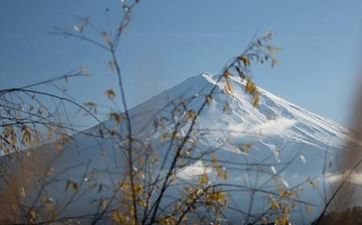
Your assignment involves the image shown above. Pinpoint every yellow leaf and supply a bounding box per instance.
[171,131,179,141]
[246,79,257,94]
[139,199,147,208]
[225,80,233,94]
[205,191,228,206]
[186,110,196,121]
[112,211,128,224]
[280,190,294,198]
[239,55,251,67]
[212,154,228,181]
[270,197,280,210]
[199,173,209,186]
[159,216,177,225]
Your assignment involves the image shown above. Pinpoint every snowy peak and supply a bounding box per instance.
[101,72,348,154]
[155,73,349,148]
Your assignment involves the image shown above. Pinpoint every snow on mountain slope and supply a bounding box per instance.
[98,73,350,222]
[111,73,349,146]
[203,73,348,146]
[107,73,349,176]
[0,73,350,224]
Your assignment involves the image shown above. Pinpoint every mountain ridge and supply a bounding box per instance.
[111,73,349,149]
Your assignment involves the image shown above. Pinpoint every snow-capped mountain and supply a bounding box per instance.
[0,73,350,224]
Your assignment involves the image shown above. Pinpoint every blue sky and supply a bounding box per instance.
[0,0,361,127]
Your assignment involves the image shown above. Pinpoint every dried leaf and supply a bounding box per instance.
[252,94,260,108]
[199,173,209,186]
[225,80,233,94]
[205,191,228,206]
[105,89,116,100]
[171,131,179,141]
[239,55,251,67]
[246,79,257,94]
[212,154,228,181]
[65,180,79,191]
[223,71,232,78]
[159,216,177,225]
[21,125,31,145]
[206,95,213,106]
[27,209,37,223]
[270,197,280,210]
[242,143,252,154]
[186,110,196,121]
[84,101,98,114]
[223,103,231,114]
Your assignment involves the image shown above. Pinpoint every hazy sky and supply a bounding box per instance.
[0,0,361,127]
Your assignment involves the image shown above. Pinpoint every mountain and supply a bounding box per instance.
[0,74,350,224]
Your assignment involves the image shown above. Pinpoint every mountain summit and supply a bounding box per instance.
[125,73,349,146]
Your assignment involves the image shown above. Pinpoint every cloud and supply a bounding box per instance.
[177,160,212,180]
[250,118,296,136]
